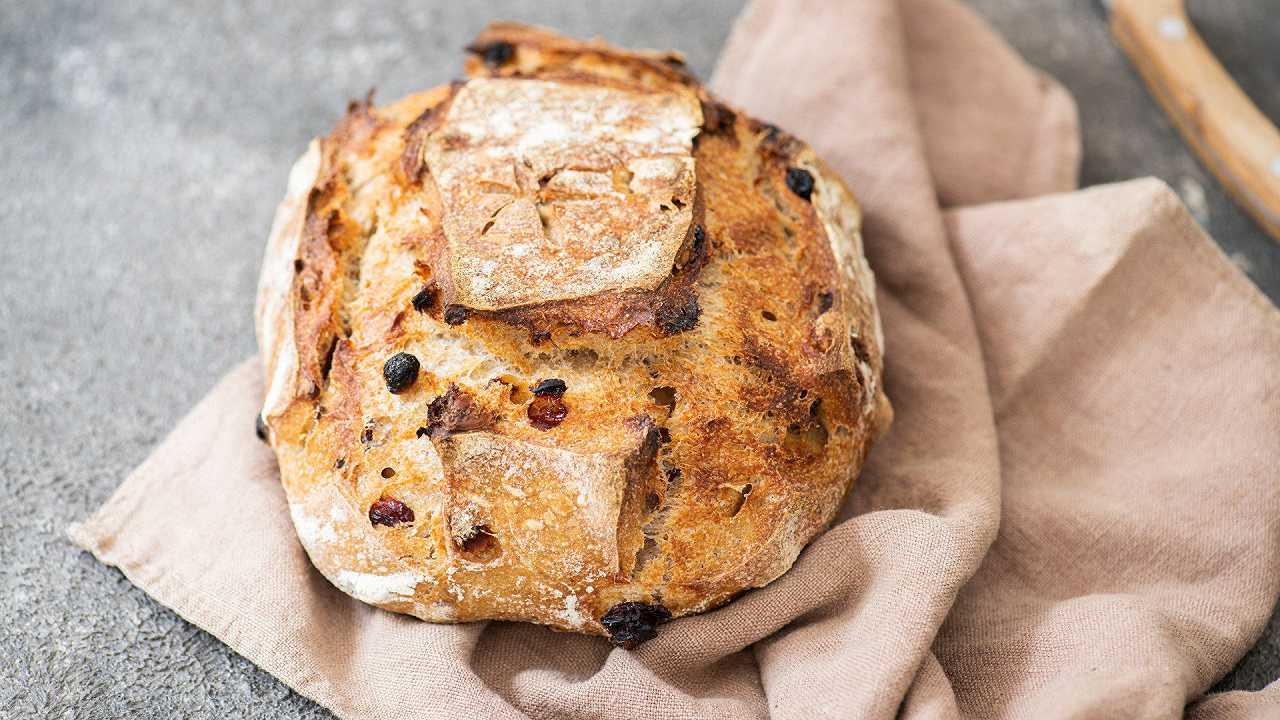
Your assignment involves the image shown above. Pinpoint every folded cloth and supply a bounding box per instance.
[69,0,1280,717]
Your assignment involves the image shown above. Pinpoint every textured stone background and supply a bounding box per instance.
[1,1,1276,717]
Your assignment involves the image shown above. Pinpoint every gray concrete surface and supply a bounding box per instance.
[1,1,1276,717]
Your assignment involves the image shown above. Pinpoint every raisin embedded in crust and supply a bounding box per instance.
[528,394,568,430]
[383,352,420,394]
[785,167,815,200]
[368,498,415,527]
[530,378,567,397]
[527,379,569,429]
[600,601,673,649]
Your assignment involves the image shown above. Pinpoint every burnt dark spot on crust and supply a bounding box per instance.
[600,601,672,649]
[737,335,829,421]
[528,394,569,430]
[665,467,682,483]
[335,457,346,469]
[741,334,790,380]
[817,290,834,314]
[530,329,551,344]
[443,305,471,326]
[655,294,700,335]
[530,378,567,397]
[424,384,494,440]
[753,119,803,161]
[369,497,415,527]
[466,40,515,68]
[411,284,440,313]
[255,414,268,443]
[699,98,737,135]
[383,352,420,394]
[785,167,814,200]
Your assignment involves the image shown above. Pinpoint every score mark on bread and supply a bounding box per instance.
[255,22,891,648]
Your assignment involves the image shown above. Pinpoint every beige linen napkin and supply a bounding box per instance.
[70,0,1280,717]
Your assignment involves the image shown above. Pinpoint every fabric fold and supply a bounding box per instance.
[70,1,1280,718]
[937,178,1280,718]
[900,0,1081,206]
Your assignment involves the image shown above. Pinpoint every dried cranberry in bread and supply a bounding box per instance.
[255,22,891,647]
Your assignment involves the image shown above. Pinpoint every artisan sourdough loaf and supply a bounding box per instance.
[255,23,890,647]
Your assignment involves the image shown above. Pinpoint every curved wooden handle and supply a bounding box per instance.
[1111,0,1280,242]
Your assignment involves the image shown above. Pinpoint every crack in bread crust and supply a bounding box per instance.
[255,22,891,638]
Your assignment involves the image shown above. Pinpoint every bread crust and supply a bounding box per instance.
[255,23,891,641]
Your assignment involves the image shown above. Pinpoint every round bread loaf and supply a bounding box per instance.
[255,23,890,647]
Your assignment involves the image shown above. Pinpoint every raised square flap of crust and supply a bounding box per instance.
[426,77,701,312]
[438,420,658,581]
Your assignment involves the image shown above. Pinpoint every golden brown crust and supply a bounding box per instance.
[255,23,890,640]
